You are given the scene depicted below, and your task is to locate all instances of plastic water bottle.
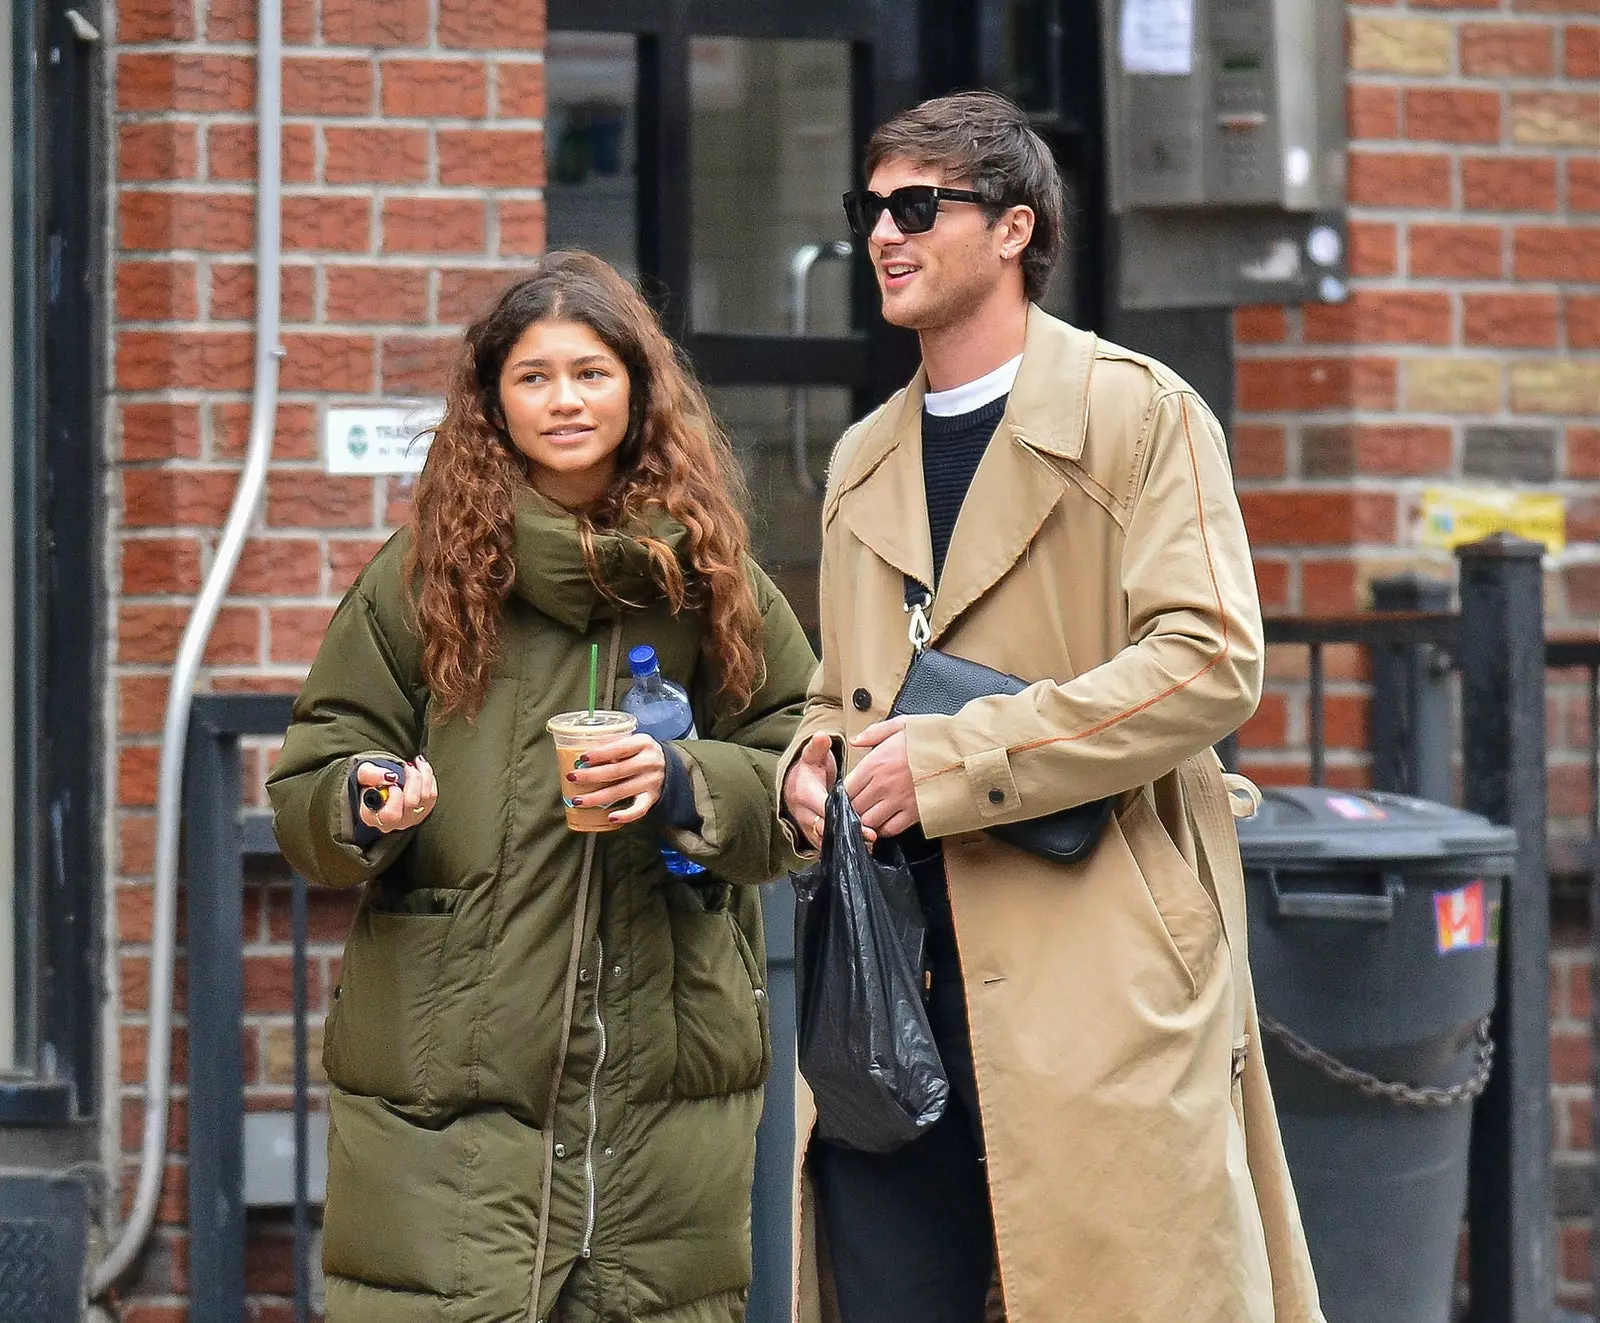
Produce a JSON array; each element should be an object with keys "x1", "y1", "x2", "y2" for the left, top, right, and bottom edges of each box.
[{"x1": 621, "y1": 645, "x2": 707, "y2": 876}]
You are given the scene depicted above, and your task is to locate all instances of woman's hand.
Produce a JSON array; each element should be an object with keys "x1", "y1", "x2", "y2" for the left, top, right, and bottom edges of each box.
[
  {"x1": 355, "y1": 755, "x2": 438, "y2": 833},
  {"x1": 567, "y1": 734, "x2": 666, "y2": 825}
]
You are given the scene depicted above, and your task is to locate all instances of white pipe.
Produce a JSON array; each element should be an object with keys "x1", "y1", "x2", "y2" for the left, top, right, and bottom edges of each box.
[{"x1": 91, "y1": 0, "x2": 284, "y2": 1293}]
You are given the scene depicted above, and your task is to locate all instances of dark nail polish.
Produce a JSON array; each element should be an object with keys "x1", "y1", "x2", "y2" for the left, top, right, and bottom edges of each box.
[
  {"x1": 575, "y1": 756, "x2": 589, "y2": 770},
  {"x1": 566, "y1": 773, "x2": 578, "y2": 783},
  {"x1": 571, "y1": 797, "x2": 583, "y2": 807}
]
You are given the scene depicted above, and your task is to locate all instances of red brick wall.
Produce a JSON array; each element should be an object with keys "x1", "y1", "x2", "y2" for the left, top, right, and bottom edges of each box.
[
  {"x1": 1231, "y1": 5, "x2": 1600, "y2": 1311},
  {"x1": 109, "y1": 1, "x2": 546, "y2": 1316},
  {"x1": 1234, "y1": 5, "x2": 1600, "y2": 792}
]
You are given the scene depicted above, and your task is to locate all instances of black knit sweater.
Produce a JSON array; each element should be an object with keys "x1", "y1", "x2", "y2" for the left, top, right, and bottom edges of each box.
[{"x1": 921, "y1": 394, "x2": 1008, "y2": 586}]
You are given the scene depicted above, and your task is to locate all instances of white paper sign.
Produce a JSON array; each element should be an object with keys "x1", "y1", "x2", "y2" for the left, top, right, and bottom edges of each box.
[
  {"x1": 1120, "y1": 0, "x2": 1195, "y2": 76},
  {"x1": 324, "y1": 404, "x2": 441, "y2": 476}
]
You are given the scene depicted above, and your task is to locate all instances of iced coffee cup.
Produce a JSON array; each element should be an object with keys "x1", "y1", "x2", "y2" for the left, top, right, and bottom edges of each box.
[{"x1": 547, "y1": 710, "x2": 637, "y2": 832}]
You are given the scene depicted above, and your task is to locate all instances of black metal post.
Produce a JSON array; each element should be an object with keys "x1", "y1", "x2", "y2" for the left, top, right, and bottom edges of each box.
[
  {"x1": 1308, "y1": 643, "x2": 1326, "y2": 786},
  {"x1": 185, "y1": 716, "x2": 247, "y2": 1323},
  {"x1": 292, "y1": 870, "x2": 311, "y2": 1323},
  {"x1": 749, "y1": 886, "x2": 797, "y2": 1323},
  {"x1": 1370, "y1": 573, "x2": 1454, "y2": 804},
  {"x1": 1589, "y1": 663, "x2": 1600, "y2": 1319},
  {"x1": 1457, "y1": 534, "x2": 1553, "y2": 1323}
]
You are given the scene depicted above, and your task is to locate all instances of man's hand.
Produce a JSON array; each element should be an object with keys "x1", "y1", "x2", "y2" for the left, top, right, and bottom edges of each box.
[
  {"x1": 782, "y1": 733, "x2": 838, "y2": 850},
  {"x1": 844, "y1": 717, "x2": 920, "y2": 838}
]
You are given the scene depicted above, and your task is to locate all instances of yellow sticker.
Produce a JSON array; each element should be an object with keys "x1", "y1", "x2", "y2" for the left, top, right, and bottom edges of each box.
[{"x1": 1416, "y1": 486, "x2": 1566, "y2": 555}]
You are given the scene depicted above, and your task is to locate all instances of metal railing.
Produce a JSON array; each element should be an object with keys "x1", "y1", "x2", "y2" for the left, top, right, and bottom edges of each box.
[
  {"x1": 1263, "y1": 607, "x2": 1460, "y2": 790},
  {"x1": 183, "y1": 694, "x2": 308, "y2": 1323}
]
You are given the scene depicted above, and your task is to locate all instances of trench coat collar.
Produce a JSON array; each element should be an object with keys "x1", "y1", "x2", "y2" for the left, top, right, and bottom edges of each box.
[{"x1": 839, "y1": 306, "x2": 1098, "y2": 642}]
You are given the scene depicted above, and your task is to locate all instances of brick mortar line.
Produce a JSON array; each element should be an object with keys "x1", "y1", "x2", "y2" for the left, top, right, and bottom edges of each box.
[
  {"x1": 1234, "y1": 343, "x2": 1600, "y2": 355},
  {"x1": 112, "y1": 312, "x2": 492, "y2": 328},
  {"x1": 118, "y1": 596, "x2": 347, "y2": 608},
  {"x1": 1350, "y1": 142, "x2": 1600, "y2": 155},
  {"x1": 1350, "y1": 78, "x2": 1595, "y2": 89},
  {"x1": 113, "y1": 110, "x2": 548, "y2": 123},
  {"x1": 115, "y1": 183, "x2": 548, "y2": 198},
  {"x1": 110, "y1": 44, "x2": 549, "y2": 59},
  {"x1": 116, "y1": 256, "x2": 546, "y2": 268}
]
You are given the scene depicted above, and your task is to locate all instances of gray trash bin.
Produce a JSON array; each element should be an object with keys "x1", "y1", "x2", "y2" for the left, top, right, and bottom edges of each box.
[{"x1": 1237, "y1": 787, "x2": 1517, "y2": 1323}]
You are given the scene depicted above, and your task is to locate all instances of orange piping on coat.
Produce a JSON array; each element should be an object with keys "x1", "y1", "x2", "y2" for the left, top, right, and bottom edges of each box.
[{"x1": 913, "y1": 393, "x2": 1232, "y2": 783}]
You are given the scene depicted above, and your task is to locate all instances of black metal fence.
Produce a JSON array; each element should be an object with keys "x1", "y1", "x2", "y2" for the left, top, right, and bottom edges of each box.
[{"x1": 184, "y1": 533, "x2": 1570, "y2": 1322}]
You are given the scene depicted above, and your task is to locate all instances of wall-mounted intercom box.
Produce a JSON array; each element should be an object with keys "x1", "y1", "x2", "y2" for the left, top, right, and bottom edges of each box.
[{"x1": 1100, "y1": 0, "x2": 1348, "y2": 309}]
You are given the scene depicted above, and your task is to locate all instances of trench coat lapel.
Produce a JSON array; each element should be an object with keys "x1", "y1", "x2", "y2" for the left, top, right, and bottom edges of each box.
[
  {"x1": 839, "y1": 377, "x2": 935, "y2": 593},
  {"x1": 927, "y1": 420, "x2": 1071, "y2": 642},
  {"x1": 927, "y1": 310, "x2": 1098, "y2": 642}
]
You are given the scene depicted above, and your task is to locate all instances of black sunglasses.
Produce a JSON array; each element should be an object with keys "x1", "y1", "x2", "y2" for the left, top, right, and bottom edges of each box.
[{"x1": 841, "y1": 185, "x2": 987, "y2": 238}]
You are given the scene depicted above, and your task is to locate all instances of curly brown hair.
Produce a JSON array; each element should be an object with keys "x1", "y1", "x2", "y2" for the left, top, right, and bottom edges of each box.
[{"x1": 407, "y1": 251, "x2": 765, "y2": 720}]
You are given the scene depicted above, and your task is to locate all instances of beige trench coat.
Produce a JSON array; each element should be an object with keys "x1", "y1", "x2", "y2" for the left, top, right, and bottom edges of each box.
[{"x1": 777, "y1": 307, "x2": 1324, "y2": 1323}]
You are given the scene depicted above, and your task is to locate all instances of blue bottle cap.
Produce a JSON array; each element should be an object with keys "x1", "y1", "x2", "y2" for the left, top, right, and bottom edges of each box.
[{"x1": 628, "y1": 645, "x2": 659, "y2": 678}]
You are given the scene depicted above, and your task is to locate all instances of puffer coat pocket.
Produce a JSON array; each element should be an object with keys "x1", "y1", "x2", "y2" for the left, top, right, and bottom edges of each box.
[
  {"x1": 664, "y1": 880, "x2": 770, "y2": 1099},
  {"x1": 323, "y1": 887, "x2": 461, "y2": 1106}
]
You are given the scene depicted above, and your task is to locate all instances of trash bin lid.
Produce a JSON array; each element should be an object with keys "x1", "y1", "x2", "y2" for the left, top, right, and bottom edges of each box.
[{"x1": 1235, "y1": 787, "x2": 1517, "y2": 868}]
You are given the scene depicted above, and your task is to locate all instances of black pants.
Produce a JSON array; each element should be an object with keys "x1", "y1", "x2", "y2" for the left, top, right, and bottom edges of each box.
[{"x1": 809, "y1": 844, "x2": 996, "y2": 1323}]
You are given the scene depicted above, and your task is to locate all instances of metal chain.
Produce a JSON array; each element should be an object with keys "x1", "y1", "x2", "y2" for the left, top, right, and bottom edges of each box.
[{"x1": 1258, "y1": 1013, "x2": 1495, "y2": 1109}]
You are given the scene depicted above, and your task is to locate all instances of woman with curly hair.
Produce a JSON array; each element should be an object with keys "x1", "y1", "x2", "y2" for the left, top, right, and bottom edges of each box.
[{"x1": 267, "y1": 252, "x2": 817, "y2": 1323}]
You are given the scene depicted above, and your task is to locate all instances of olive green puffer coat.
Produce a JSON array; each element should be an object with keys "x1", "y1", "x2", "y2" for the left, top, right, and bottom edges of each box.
[{"x1": 267, "y1": 494, "x2": 816, "y2": 1323}]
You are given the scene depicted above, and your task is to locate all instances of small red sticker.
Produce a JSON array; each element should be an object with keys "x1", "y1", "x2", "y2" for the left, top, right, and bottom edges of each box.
[{"x1": 1435, "y1": 881, "x2": 1487, "y2": 955}]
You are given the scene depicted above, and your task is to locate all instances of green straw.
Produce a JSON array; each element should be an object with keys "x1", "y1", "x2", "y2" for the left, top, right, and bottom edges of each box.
[{"x1": 588, "y1": 643, "x2": 599, "y2": 718}]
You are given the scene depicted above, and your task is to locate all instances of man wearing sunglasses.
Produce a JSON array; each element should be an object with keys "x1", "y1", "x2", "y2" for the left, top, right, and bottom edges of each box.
[{"x1": 779, "y1": 91, "x2": 1322, "y2": 1323}]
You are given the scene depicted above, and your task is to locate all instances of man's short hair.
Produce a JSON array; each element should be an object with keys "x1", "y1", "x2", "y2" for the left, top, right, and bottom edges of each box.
[{"x1": 865, "y1": 90, "x2": 1065, "y2": 304}]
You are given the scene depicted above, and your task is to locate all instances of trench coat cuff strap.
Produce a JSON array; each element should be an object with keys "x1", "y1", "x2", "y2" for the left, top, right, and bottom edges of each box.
[
  {"x1": 778, "y1": 815, "x2": 819, "y2": 862},
  {"x1": 904, "y1": 715, "x2": 988, "y2": 838}
]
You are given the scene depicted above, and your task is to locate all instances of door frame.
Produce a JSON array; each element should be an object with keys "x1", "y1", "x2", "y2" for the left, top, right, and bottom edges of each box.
[{"x1": 547, "y1": 0, "x2": 922, "y2": 404}]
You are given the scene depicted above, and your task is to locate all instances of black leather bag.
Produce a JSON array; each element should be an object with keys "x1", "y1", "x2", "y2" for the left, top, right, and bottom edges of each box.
[{"x1": 890, "y1": 579, "x2": 1114, "y2": 865}]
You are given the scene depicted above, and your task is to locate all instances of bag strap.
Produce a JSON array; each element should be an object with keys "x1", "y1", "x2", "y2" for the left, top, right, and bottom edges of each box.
[
  {"x1": 529, "y1": 615, "x2": 624, "y2": 1320},
  {"x1": 902, "y1": 576, "x2": 933, "y2": 653}
]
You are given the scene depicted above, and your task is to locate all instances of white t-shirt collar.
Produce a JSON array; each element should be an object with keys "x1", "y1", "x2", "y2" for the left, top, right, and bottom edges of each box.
[{"x1": 923, "y1": 353, "x2": 1024, "y2": 418}]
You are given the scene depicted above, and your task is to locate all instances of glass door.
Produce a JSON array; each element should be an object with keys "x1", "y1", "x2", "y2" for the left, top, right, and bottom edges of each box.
[
  {"x1": 687, "y1": 35, "x2": 856, "y2": 630},
  {"x1": 547, "y1": 0, "x2": 918, "y2": 639}
]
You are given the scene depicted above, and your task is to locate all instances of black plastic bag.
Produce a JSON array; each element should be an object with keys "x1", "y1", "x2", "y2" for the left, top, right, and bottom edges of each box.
[{"x1": 792, "y1": 777, "x2": 949, "y2": 1152}]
